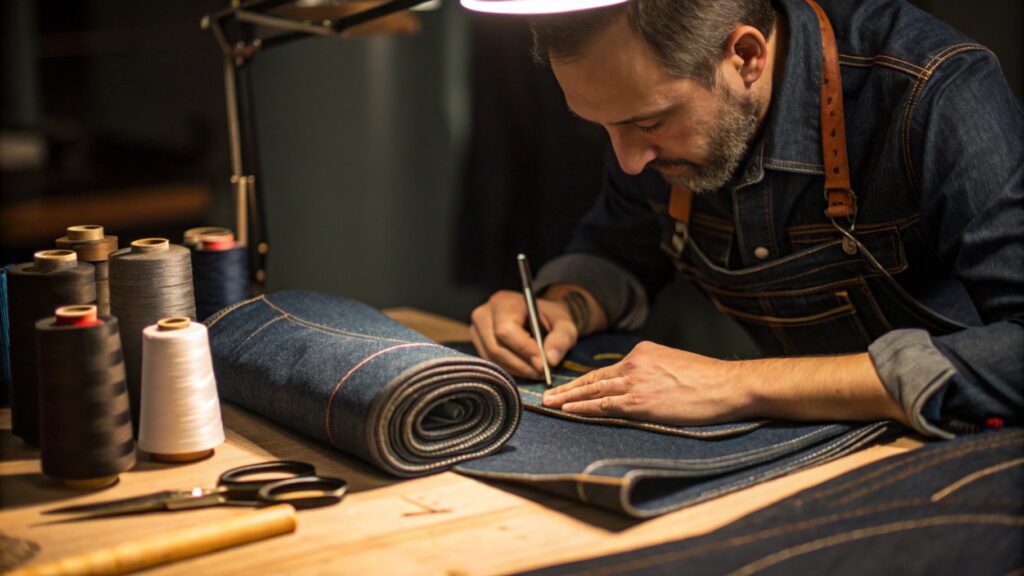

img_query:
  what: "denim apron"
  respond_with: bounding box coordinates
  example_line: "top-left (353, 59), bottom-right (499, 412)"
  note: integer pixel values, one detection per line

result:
top-left (660, 0), bottom-right (967, 357)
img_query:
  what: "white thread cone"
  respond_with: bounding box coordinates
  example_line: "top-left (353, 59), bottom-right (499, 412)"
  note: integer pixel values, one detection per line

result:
top-left (138, 320), bottom-right (225, 455)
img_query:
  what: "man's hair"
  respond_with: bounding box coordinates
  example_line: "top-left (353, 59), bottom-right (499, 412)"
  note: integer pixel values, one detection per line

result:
top-left (530, 0), bottom-right (775, 86)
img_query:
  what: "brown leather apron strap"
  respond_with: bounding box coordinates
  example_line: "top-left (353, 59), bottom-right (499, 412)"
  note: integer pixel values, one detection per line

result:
top-left (806, 0), bottom-right (855, 221)
top-left (668, 0), bottom-right (855, 228)
top-left (668, 184), bottom-right (693, 225)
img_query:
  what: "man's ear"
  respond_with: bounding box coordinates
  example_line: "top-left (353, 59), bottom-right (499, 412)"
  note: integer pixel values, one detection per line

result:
top-left (723, 26), bottom-right (768, 88)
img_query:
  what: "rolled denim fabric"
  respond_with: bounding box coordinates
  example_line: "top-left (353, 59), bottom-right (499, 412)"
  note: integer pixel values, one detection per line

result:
top-left (205, 290), bottom-right (521, 477)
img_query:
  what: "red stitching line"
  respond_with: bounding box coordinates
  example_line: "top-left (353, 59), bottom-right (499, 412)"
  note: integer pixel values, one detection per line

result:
top-left (324, 342), bottom-right (441, 446)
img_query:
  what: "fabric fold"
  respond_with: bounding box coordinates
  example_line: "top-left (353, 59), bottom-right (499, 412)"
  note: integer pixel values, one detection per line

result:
top-left (206, 290), bottom-right (521, 477)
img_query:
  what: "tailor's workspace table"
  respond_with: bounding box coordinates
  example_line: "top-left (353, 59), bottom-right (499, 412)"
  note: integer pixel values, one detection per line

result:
top-left (0, 308), bottom-right (922, 575)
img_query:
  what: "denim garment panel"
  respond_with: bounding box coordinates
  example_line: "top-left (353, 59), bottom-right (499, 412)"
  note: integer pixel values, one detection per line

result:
top-left (456, 410), bottom-right (892, 518)
top-left (206, 290), bottom-right (521, 477)
top-left (521, 429), bottom-right (1024, 575)
top-left (449, 334), bottom-right (766, 439)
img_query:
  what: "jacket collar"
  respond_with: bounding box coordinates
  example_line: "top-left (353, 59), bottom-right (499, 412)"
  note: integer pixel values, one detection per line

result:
top-left (760, 0), bottom-right (826, 176)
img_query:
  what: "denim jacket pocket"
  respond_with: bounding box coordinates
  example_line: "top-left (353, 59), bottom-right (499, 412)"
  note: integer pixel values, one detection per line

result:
top-left (700, 281), bottom-right (875, 356)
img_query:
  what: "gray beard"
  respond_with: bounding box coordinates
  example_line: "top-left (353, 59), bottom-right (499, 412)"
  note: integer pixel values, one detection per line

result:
top-left (654, 86), bottom-right (761, 193)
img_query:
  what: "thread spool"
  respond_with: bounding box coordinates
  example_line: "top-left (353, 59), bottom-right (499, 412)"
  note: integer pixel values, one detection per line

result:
top-left (188, 229), bottom-right (249, 321)
top-left (56, 225), bottom-right (119, 316)
top-left (109, 238), bottom-right (196, 437)
top-left (8, 251), bottom-right (96, 446)
top-left (37, 305), bottom-right (135, 488)
top-left (183, 227), bottom-right (232, 248)
top-left (139, 317), bottom-right (224, 462)
top-left (1, 265), bottom-right (11, 406)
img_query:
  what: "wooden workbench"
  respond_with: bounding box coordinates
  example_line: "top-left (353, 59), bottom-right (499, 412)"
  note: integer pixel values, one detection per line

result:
top-left (0, 308), bottom-right (920, 575)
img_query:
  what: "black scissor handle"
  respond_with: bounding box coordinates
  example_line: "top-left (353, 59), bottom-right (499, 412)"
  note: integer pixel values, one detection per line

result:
top-left (257, 475), bottom-right (349, 510)
top-left (219, 460), bottom-right (317, 499)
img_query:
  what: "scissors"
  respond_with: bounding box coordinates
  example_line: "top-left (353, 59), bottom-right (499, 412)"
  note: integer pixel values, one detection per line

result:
top-left (45, 460), bottom-right (348, 520)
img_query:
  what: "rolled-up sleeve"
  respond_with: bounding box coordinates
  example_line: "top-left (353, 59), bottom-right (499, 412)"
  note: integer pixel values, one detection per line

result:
top-left (876, 49), bottom-right (1024, 436)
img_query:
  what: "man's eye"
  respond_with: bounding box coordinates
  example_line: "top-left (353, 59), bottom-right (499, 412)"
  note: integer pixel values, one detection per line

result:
top-left (636, 122), bottom-right (661, 134)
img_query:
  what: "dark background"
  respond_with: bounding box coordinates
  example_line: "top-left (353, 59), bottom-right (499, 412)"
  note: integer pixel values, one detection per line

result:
top-left (1, 0), bottom-right (1020, 355)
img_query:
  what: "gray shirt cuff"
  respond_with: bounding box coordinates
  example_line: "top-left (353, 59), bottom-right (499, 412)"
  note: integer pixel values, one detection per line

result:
top-left (533, 253), bottom-right (649, 331)
top-left (868, 328), bottom-right (957, 439)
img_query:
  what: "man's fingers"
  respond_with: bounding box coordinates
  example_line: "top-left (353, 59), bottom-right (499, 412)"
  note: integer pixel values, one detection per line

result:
top-left (478, 320), bottom-right (541, 380)
top-left (542, 317), bottom-right (577, 369)
top-left (469, 324), bottom-right (490, 361)
top-left (543, 376), bottom-right (626, 408)
top-left (543, 365), bottom-right (617, 401)
top-left (561, 394), bottom-right (630, 418)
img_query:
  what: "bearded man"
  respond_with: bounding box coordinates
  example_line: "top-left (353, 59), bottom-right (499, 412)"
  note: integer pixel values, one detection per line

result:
top-left (469, 0), bottom-right (1023, 438)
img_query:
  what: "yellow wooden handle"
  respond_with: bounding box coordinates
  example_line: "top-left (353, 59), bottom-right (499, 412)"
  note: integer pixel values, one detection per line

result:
top-left (10, 504), bottom-right (296, 576)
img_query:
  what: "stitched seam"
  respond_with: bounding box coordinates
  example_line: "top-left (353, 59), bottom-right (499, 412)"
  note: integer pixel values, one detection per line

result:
top-left (237, 315), bottom-right (286, 349)
top-left (204, 294), bottom-right (266, 327)
top-left (858, 280), bottom-right (892, 332)
top-left (787, 215), bottom-right (920, 234)
top-left (522, 402), bottom-right (763, 438)
top-left (324, 342), bottom-right (443, 447)
top-left (838, 54), bottom-right (928, 79)
top-left (839, 52), bottom-right (929, 74)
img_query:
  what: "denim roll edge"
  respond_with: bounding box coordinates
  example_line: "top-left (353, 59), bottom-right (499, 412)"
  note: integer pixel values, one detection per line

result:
top-left (205, 290), bottom-right (521, 477)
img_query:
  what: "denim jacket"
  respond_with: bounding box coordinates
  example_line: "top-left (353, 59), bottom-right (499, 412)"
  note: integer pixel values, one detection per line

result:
top-left (534, 0), bottom-right (1024, 437)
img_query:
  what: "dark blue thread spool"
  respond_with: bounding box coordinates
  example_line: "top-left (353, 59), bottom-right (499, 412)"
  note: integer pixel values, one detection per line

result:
top-left (188, 230), bottom-right (250, 322)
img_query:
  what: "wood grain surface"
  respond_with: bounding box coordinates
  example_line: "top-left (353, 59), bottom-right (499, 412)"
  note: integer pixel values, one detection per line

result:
top-left (0, 309), bottom-right (920, 575)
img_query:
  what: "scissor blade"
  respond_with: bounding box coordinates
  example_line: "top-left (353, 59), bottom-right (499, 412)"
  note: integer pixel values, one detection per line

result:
top-left (45, 490), bottom-right (188, 516)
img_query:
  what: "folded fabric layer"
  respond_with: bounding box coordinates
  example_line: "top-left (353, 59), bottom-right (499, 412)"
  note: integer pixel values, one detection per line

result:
top-left (206, 290), bottom-right (521, 477)
top-left (456, 411), bottom-right (891, 517)
top-left (518, 429), bottom-right (1024, 574)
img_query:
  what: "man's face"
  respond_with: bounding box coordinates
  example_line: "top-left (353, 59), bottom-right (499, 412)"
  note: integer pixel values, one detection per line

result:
top-left (551, 17), bottom-right (762, 193)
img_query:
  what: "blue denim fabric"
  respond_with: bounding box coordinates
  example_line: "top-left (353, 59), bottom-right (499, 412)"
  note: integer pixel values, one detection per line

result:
top-left (519, 429), bottom-right (1024, 575)
top-left (456, 411), bottom-right (891, 518)
top-left (533, 0), bottom-right (1024, 437)
top-left (451, 334), bottom-right (893, 518)
top-left (205, 290), bottom-right (521, 477)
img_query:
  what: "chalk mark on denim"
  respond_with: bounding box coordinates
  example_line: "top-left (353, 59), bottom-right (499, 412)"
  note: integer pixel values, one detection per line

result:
top-left (324, 342), bottom-right (443, 447)
top-left (551, 501), bottom-right (1018, 576)
top-left (931, 457), bottom-right (1024, 502)
top-left (799, 431), bottom-right (1024, 507)
top-left (726, 514), bottom-right (1024, 576)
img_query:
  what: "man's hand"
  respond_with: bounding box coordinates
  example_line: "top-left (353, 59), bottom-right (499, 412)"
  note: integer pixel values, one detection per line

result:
top-left (470, 284), bottom-right (608, 380)
top-left (543, 342), bottom-right (909, 426)
top-left (542, 341), bottom-right (750, 424)
top-left (470, 290), bottom-right (578, 379)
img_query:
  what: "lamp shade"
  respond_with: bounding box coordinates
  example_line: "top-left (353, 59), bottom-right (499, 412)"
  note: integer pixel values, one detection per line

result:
top-left (460, 0), bottom-right (627, 15)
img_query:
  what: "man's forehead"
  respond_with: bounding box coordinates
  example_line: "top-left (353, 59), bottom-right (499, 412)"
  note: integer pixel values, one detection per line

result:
top-left (549, 16), bottom-right (702, 125)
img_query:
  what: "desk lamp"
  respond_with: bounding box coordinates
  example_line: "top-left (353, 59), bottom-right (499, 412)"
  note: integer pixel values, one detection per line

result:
top-left (459, 0), bottom-right (626, 14)
top-left (201, 0), bottom-right (437, 290)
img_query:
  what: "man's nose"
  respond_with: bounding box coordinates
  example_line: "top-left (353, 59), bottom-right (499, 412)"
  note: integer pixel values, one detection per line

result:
top-left (608, 128), bottom-right (657, 175)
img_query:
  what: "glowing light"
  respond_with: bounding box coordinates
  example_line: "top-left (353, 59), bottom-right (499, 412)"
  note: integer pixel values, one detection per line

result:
top-left (460, 0), bottom-right (627, 15)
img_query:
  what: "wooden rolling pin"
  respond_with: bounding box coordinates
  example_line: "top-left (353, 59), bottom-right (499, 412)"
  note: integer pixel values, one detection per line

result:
top-left (9, 504), bottom-right (296, 576)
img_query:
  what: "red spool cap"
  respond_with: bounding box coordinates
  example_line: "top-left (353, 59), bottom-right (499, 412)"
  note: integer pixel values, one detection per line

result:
top-left (985, 417), bottom-right (1004, 430)
top-left (199, 231), bottom-right (236, 252)
top-left (55, 305), bottom-right (102, 327)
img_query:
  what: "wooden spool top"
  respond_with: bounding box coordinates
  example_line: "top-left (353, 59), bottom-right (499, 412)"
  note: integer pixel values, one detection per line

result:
top-left (157, 317), bottom-right (191, 331)
top-left (130, 238), bottom-right (169, 253)
top-left (34, 249), bottom-right (77, 272)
